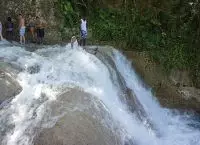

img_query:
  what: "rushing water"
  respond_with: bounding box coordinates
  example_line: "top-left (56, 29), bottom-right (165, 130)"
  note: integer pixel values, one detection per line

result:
top-left (0, 40), bottom-right (200, 145)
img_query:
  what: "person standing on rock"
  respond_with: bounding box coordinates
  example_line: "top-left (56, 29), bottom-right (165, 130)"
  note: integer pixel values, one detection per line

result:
top-left (28, 16), bottom-right (35, 42)
top-left (80, 17), bottom-right (87, 47)
top-left (35, 16), bottom-right (41, 44)
top-left (0, 21), bottom-right (4, 40)
top-left (40, 19), bottom-right (47, 44)
top-left (19, 14), bottom-right (26, 44)
top-left (35, 16), bottom-right (47, 44)
top-left (35, 17), bottom-right (47, 44)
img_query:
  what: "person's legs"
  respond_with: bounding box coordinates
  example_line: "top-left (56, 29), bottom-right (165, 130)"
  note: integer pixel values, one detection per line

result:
top-left (80, 38), bottom-right (82, 46)
top-left (0, 33), bottom-right (3, 40)
top-left (9, 31), bottom-right (13, 41)
top-left (23, 36), bottom-right (26, 44)
top-left (39, 29), bottom-right (43, 44)
top-left (23, 28), bottom-right (26, 44)
top-left (6, 31), bottom-right (10, 41)
top-left (20, 36), bottom-right (22, 44)
top-left (20, 28), bottom-right (26, 44)
top-left (40, 29), bottom-right (44, 44)
top-left (80, 30), bottom-right (84, 46)
top-left (81, 30), bottom-right (87, 46)
top-left (30, 27), bottom-right (35, 41)
top-left (20, 28), bottom-right (22, 44)
top-left (0, 27), bottom-right (2, 40)
top-left (0, 29), bottom-right (3, 40)
top-left (36, 29), bottom-right (40, 44)
top-left (83, 38), bottom-right (86, 46)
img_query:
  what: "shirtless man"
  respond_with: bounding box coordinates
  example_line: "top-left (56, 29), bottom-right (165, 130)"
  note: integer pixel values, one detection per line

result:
top-left (19, 14), bottom-right (26, 44)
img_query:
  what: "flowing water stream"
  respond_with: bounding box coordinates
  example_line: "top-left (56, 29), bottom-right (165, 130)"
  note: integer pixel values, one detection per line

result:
top-left (0, 41), bottom-right (200, 145)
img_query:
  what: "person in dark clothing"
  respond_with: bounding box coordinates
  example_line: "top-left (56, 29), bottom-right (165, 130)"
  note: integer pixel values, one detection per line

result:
top-left (28, 16), bottom-right (35, 42)
top-left (39, 19), bottom-right (46, 44)
top-left (6, 17), bottom-right (14, 41)
top-left (35, 17), bottom-right (46, 44)
top-left (35, 16), bottom-right (41, 43)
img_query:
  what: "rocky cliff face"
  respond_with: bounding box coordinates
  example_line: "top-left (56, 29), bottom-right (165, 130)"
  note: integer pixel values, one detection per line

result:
top-left (0, 0), bottom-right (62, 43)
top-left (124, 51), bottom-right (200, 112)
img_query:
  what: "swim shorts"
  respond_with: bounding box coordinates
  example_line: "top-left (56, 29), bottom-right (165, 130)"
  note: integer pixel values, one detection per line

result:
top-left (81, 30), bottom-right (87, 39)
top-left (20, 27), bottom-right (26, 36)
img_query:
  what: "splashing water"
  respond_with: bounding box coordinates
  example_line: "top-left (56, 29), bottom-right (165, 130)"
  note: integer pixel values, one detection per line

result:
top-left (113, 50), bottom-right (200, 145)
top-left (0, 41), bottom-right (199, 145)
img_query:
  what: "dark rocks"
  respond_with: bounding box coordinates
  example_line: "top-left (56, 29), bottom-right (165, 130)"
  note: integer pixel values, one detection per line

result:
top-left (27, 64), bottom-right (40, 74)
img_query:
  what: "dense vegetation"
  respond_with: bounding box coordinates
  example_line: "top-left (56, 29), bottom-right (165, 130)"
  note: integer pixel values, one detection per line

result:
top-left (58, 0), bottom-right (200, 87)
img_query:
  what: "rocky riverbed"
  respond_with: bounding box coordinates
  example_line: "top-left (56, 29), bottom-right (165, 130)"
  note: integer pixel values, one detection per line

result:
top-left (0, 62), bottom-right (22, 105)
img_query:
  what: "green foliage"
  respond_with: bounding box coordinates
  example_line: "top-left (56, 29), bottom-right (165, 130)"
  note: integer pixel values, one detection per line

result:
top-left (57, 0), bottom-right (81, 40)
top-left (91, 9), bottom-right (126, 41)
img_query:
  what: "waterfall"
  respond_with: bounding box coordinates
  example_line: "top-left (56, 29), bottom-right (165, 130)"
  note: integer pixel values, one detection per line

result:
top-left (0, 41), bottom-right (199, 145)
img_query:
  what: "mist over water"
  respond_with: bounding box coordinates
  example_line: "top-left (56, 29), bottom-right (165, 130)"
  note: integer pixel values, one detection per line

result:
top-left (0, 41), bottom-right (200, 145)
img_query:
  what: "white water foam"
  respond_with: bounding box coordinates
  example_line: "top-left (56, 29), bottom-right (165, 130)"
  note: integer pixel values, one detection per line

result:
top-left (0, 43), bottom-right (127, 145)
top-left (113, 49), bottom-right (200, 145)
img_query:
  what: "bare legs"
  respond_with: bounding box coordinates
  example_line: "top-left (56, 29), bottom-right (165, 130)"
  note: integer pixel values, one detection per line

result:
top-left (0, 33), bottom-right (3, 40)
top-left (20, 36), bottom-right (26, 44)
top-left (30, 28), bottom-right (35, 42)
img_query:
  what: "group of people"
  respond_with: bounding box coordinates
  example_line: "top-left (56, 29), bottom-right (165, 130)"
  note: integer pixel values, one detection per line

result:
top-left (0, 15), bottom-right (87, 47)
top-left (0, 14), bottom-right (46, 44)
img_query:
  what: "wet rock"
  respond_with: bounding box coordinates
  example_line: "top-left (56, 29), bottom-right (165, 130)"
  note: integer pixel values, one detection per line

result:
top-left (169, 70), bottom-right (193, 87)
top-left (34, 89), bottom-right (121, 145)
top-left (27, 64), bottom-right (40, 74)
top-left (124, 138), bottom-right (135, 145)
top-left (123, 51), bottom-right (200, 112)
top-left (179, 87), bottom-right (200, 102)
top-left (0, 67), bottom-right (22, 105)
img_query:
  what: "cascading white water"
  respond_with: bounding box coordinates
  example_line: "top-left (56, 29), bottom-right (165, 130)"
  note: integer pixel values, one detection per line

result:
top-left (113, 50), bottom-right (200, 145)
top-left (0, 41), bottom-right (199, 145)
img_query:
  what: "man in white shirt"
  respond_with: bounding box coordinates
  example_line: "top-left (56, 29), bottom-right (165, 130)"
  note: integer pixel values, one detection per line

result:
top-left (80, 17), bottom-right (87, 47)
